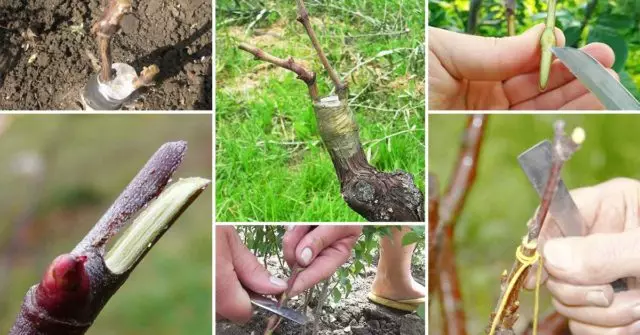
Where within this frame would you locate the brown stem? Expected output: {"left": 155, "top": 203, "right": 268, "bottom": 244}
{"left": 264, "top": 265, "right": 304, "bottom": 335}
{"left": 428, "top": 173, "right": 439, "bottom": 307}
{"left": 238, "top": 42, "right": 319, "bottom": 101}
{"left": 438, "top": 225, "right": 467, "bottom": 335}
{"left": 91, "top": 0, "right": 132, "bottom": 82}
{"left": 10, "top": 142, "right": 209, "bottom": 335}
{"left": 295, "top": 0, "right": 347, "bottom": 99}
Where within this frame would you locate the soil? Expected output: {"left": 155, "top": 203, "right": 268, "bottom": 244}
{"left": 0, "top": 0, "right": 212, "bottom": 110}
{"left": 216, "top": 255, "right": 426, "bottom": 335}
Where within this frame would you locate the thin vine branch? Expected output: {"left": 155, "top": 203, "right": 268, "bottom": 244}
{"left": 91, "top": 0, "right": 131, "bottom": 82}
{"left": 295, "top": 0, "right": 347, "bottom": 99}
{"left": 238, "top": 42, "right": 319, "bottom": 101}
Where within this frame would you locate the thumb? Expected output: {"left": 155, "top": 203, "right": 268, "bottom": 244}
{"left": 430, "top": 23, "right": 565, "bottom": 81}
{"left": 542, "top": 229, "right": 640, "bottom": 285}
{"left": 231, "top": 237, "right": 289, "bottom": 295}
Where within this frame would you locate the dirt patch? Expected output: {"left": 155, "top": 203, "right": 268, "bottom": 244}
{"left": 216, "top": 255, "right": 426, "bottom": 335}
{"left": 0, "top": 0, "right": 212, "bottom": 110}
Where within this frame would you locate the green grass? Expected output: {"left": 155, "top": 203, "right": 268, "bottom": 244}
{"left": 0, "top": 115, "right": 212, "bottom": 335}
{"left": 429, "top": 114, "right": 640, "bottom": 333}
{"left": 215, "top": 0, "right": 425, "bottom": 221}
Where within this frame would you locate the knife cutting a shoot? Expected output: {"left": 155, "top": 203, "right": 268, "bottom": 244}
{"left": 428, "top": 24, "right": 619, "bottom": 110}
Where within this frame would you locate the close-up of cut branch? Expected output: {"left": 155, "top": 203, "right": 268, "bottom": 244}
{"left": 9, "top": 141, "right": 210, "bottom": 334}
{"left": 486, "top": 121, "right": 583, "bottom": 335}
{"left": 237, "top": 0, "right": 424, "bottom": 222}
{"left": 91, "top": 0, "right": 131, "bottom": 82}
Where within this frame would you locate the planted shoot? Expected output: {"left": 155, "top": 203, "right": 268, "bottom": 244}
{"left": 83, "top": 0, "right": 161, "bottom": 110}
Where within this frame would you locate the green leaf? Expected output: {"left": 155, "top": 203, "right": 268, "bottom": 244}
{"left": 596, "top": 13, "right": 635, "bottom": 31}
{"left": 587, "top": 25, "right": 629, "bottom": 72}
{"left": 564, "top": 25, "right": 582, "bottom": 47}
{"left": 402, "top": 231, "right": 423, "bottom": 246}
{"left": 619, "top": 71, "right": 640, "bottom": 100}
{"left": 332, "top": 288, "right": 342, "bottom": 302}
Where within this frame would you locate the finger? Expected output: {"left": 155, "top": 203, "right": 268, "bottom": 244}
{"left": 553, "top": 290, "right": 640, "bottom": 327}
{"left": 569, "top": 320, "right": 640, "bottom": 335}
{"left": 429, "top": 24, "right": 565, "bottom": 81}
{"left": 229, "top": 228, "right": 289, "bottom": 295}
{"left": 283, "top": 225, "right": 311, "bottom": 268}
{"left": 543, "top": 230, "right": 640, "bottom": 285}
{"left": 289, "top": 243, "right": 354, "bottom": 296}
{"left": 546, "top": 277, "right": 614, "bottom": 307}
{"left": 215, "top": 226, "right": 253, "bottom": 323}
{"left": 559, "top": 91, "right": 607, "bottom": 110}
{"left": 504, "top": 43, "right": 615, "bottom": 105}
{"left": 294, "top": 226, "right": 361, "bottom": 267}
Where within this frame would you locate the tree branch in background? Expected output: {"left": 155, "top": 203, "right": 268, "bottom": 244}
{"left": 428, "top": 173, "right": 439, "bottom": 308}
{"left": 295, "top": 0, "right": 347, "bottom": 99}
{"left": 238, "top": 1, "right": 424, "bottom": 222}
{"left": 466, "top": 0, "right": 483, "bottom": 34}
{"left": 574, "top": 0, "right": 598, "bottom": 47}
{"left": 91, "top": 0, "right": 131, "bottom": 82}
{"left": 505, "top": 0, "right": 516, "bottom": 36}
{"left": 432, "top": 114, "right": 488, "bottom": 335}
{"left": 238, "top": 43, "right": 319, "bottom": 100}
{"left": 10, "top": 142, "right": 211, "bottom": 334}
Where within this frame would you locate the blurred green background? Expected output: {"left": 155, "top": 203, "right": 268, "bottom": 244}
{"left": 0, "top": 115, "right": 212, "bottom": 334}
{"left": 429, "top": 114, "right": 640, "bottom": 333}
{"left": 216, "top": 0, "right": 425, "bottom": 221}
{"left": 429, "top": 0, "right": 640, "bottom": 99}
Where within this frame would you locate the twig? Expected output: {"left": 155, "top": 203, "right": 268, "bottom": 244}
{"left": 313, "top": 279, "right": 332, "bottom": 335}
{"left": 467, "top": 0, "right": 483, "bottom": 34}
{"left": 427, "top": 174, "right": 439, "bottom": 308}
{"left": 91, "top": 0, "right": 132, "bottom": 82}
{"left": 295, "top": 0, "right": 347, "bottom": 99}
{"left": 574, "top": 0, "right": 598, "bottom": 47}
{"left": 505, "top": 0, "right": 516, "bottom": 36}
{"left": 238, "top": 42, "right": 319, "bottom": 100}
{"left": 264, "top": 265, "right": 305, "bottom": 335}
{"left": 434, "top": 114, "right": 488, "bottom": 335}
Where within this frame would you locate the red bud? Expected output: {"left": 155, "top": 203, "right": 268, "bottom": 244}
{"left": 35, "top": 254, "right": 90, "bottom": 317}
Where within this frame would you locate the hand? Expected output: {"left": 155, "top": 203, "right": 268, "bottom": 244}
{"left": 215, "top": 226, "right": 289, "bottom": 323}
{"left": 526, "top": 178, "right": 640, "bottom": 334}
{"left": 283, "top": 225, "right": 361, "bottom": 296}
{"left": 428, "top": 24, "right": 616, "bottom": 110}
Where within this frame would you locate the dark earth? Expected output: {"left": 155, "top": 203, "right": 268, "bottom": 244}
{"left": 216, "top": 255, "right": 426, "bottom": 335}
{"left": 0, "top": 0, "right": 212, "bottom": 110}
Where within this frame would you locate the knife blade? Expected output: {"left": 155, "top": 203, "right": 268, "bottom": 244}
{"left": 249, "top": 292, "right": 309, "bottom": 325}
{"left": 518, "top": 140, "right": 628, "bottom": 292}
{"left": 550, "top": 46, "right": 640, "bottom": 110}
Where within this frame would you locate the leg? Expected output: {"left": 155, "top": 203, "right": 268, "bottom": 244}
{"left": 371, "top": 226, "right": 426, "bottom": 300}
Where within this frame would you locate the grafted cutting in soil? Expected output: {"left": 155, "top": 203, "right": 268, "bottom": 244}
{"left": 0, "top": 0, "right": 212, "bottom": 110}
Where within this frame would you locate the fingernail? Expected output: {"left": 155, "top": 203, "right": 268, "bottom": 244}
{"left": 300, "top": 247, "right": 312, "bottom": 266}
{"left": 270, "top": 276, "right": 287, "bottom": 288}
{"left": 585, "top": 290, "right": 609, "bottom": 307}
{"left": 543, "top": 240, "right": 573, "bottom": 271}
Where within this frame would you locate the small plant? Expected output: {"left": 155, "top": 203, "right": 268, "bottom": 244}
{"left": 82, "top": 0, "right": 160, "bottom": 110}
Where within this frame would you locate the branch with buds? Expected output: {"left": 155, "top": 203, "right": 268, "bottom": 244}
{"left": 10, "top": 142, "right": 210, "bottom": 334}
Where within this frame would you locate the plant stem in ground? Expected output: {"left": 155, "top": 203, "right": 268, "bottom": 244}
{"left": 264, "top": 265, "right": 305, "bottom": 335}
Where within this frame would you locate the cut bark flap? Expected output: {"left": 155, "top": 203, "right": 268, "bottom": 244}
{"left": 313, "top": 97, "right": 424, "bottom": 222}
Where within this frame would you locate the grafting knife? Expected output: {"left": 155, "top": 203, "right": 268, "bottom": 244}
{"left": 249, "top": 292, "right": 309, "bottom": 325}
{"left": 518, "top": 140, "right": 628, "bottom": 292}
{"left": 550, "top": 47, "right": 640, "bottom": 110}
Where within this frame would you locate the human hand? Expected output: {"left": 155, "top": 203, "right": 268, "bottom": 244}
{"left": 283, "top": 225, "right": 361, "bottom": 296}
{"left": 428, "top": 24, "right": 616, "bottom": 110}
{"left": 215, "top": 226, "right": 289, "bottom": 323}
{"left": 525, "top": 178, "right": 640, "bottom": 334}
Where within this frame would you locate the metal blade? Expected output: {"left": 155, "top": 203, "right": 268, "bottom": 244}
{"left": 517, "top": 140, "right": 585, "bottom": 237}
{"left": 551, "top": 47, "right": 640, "bottom": 110}
{"left": 249, "top": 293, "right": 309, "bottom": 325}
